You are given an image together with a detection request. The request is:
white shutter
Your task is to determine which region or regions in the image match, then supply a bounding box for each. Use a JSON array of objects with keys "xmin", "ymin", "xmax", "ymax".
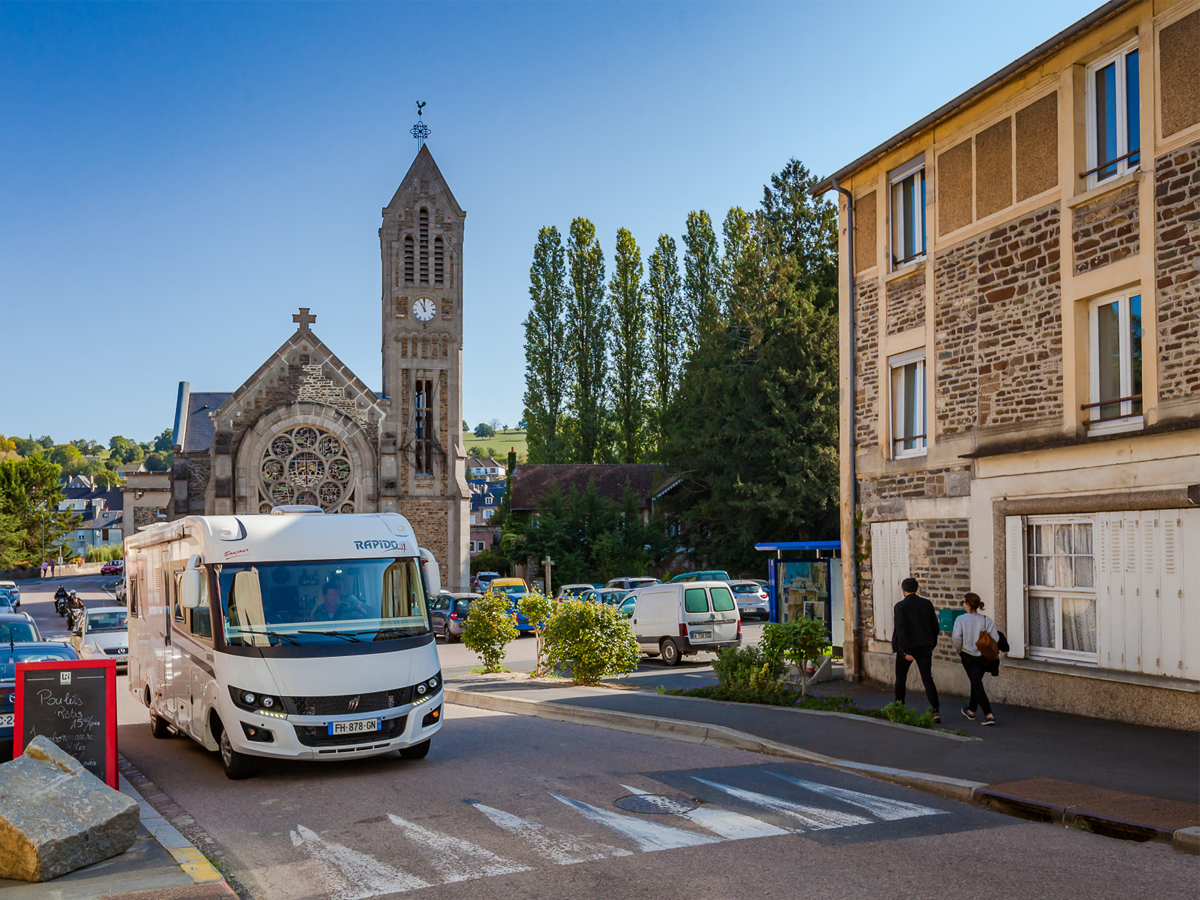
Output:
[
  {"xmin": 1005, "ymin": 516, "xmax": 1026, "ymax": 658},
  {"xmin": 1159, "ymin": 512, "xmax": 1183, "ymax": 678},
  {"xmin": 871, "ymin": 521, "xmax": 908, "ymax": 642},
  {"xmin": 1122, "ymin": 512, "xmax": 1141, "ymax": 672},
  {"xmin": 1179, "ymin": 510, "xmax": 1200, "ymax": 680},
  {"xmin": 1097, "ymin": 513, "xmax": 1121, "ymax": 670},
  {"xmin": 1139, "ymin": 511, "xmax": 1161, "ymax": 675}
]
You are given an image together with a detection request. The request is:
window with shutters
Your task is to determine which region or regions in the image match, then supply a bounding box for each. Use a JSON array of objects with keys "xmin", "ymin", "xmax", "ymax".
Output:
[
  {"xmin": 1026, "ymin": 516, "xmax": 1097, "ymax": 664},
  {"xmin": 419, "ymin": 208, "xmax": 429, "ymax": 285},
  {"xmin": 870, "ymin": 520, "xmax": 910, "ymax": 641},
  {"xmin": 404, "ymin": 236, "xmax": 414, "ymax": 285},
  {"xmin": 434, "ymin": 236, "xmax": 445, "ymax": 286}
]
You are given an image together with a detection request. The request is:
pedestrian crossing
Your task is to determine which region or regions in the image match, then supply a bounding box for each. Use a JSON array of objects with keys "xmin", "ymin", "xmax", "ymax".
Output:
[{"xmin": 286, "ymin": 767, "xmax": 952, "ymax": 898}]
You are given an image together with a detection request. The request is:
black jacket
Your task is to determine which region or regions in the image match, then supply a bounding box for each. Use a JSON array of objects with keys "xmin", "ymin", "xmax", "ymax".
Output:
[{"xmin": 892, "ymin": 593, "xmax": 940, "ymax": 654}]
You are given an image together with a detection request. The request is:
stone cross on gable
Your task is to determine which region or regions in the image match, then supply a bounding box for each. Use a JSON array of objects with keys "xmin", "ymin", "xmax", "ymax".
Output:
[{"xmin": 293, "ymin": 307, "xmax": 316, "ymax": 330}]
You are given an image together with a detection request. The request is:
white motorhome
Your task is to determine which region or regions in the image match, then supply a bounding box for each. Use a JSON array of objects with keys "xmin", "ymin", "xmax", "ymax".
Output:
[
  {"xmin": 124, "ymin": 507, "xmax": 444, "ymax": 779},
  {"xmin": 629, "ymin": 581, "xmax": 742, "ymax": 666}
]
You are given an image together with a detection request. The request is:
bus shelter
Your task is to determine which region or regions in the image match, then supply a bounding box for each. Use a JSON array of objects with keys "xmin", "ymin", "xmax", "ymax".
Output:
[{"xmin": 755, "ymin": 540, "xmax": 843, "ymax": 653}]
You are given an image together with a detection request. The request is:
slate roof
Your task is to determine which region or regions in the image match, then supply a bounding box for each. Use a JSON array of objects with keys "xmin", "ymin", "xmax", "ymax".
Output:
[
  {"xmin": 78, "ymin": 511, "xmax": 123, "ymax": 532},
  {"xmin": 181, "ymin": 392, "xmax": 232, "ymax": 454},
  {"xmin": 509, "ymin": 464, "xmax": 669, "ymax": 512},
  {"xmin": 62, "ymin": 485, "xmax": 124, "ymax": 511}
]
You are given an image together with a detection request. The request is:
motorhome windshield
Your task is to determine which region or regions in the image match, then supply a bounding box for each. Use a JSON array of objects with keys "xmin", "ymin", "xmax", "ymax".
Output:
[{"xmin": 214, "ymin": 558, "xmax": 430, "ymax": 647}]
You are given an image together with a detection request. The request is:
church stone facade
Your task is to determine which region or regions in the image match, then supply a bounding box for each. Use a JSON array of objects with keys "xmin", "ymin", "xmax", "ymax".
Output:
[{"xmin": 169, "ymin": 146, "xmax": 470, "ymax": 589}]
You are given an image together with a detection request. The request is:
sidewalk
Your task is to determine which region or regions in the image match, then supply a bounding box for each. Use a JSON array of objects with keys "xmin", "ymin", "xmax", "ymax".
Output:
[{"xmin": 445, "ymin": 674, "xmax": 1200, "ymax": 849}]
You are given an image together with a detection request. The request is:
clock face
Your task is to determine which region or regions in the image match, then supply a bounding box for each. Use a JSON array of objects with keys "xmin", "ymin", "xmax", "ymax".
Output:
[{"xmin": 413, "ymin": 298, "xmax": 437, "ymax": 322}]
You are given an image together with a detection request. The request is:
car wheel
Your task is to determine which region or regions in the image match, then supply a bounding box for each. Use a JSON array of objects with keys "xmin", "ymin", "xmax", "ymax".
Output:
[
  {"xmin": 399, "ymin": 739, "xmax": 431, "ymax": 760},
  {"xmin": 660, "ymin": 638, "xmax": 681, "ymax": 667},
  {"xmin": 219, "ymin": 727, "xmax": 254, "ymax": 780},
  {"xmin": 149, "ymin": 705, "xmax": 172, "ymax": 739},
  {"xmin": 446, "ymin": 628, "xmax": 458, "ymax": 644}
]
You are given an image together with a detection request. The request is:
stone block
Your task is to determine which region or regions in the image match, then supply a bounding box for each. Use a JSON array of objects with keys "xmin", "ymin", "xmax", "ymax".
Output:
[{"xmin": 0, "ymin": 736, "xmax": 139, "ymax": 882}]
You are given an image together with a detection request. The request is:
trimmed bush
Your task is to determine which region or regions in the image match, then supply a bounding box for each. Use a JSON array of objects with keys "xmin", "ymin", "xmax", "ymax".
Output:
[
  {"xmin": 711, "ymin": 645, "xmax": 789, "ymax": 702},
  {"xmin": 516, "ymin": 592, "xmax": 554, "ymax": 676},
  {"xmin": 462, "ymin": 590, "xmax": 518, "ymax": 673},
  {"xmin": 543, "ymin": 599, "xmax": 639, "ymax": 685},
  {"xmin": 760, "ymin": 617, "xmax": 832, "ymax": 699}
]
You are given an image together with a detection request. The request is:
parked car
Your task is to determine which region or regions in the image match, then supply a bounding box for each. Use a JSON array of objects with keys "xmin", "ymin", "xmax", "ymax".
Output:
[
  {"xmin": 593, "ymin": 588, "xmax": 630, "ymax": 607},
  {"xmin": 429, "ymin": 592, "xmax": 480, "ymax": 642},
  {"xmin": 489, "ymin": 579, "xmax": 534, "ymax": 632},
  {"xmin": 0, "ymin": 591, "xmax": 16, "ymax": 614},
  {"xmin": 70, "ymin": 606, "xmax": 129, "ymax": 672},
  {"xmin": 729, "ymin": 580, "xmax": 770, "ymax": 620},
  {"xmin": 554, "ymin": 583, "xmax": 595, "ymax": 600},
  {"xmin": 0, "ymin": 581, "xmax": 19, "ymax": 607},
  {"xmin": 617, "ymin": 596, "xmax": 636, "ymax": 619},
  {"xmin": 628, "ymin": 581, "xmax": 741, "ymax": 666},
  {"xmin": 115, "ymin": 577, "xmax": 127, "ymax": 604},
  {"xmin": 100, "ymin": 560, "xmax": 124, "ymax": 576},
  {"xmin": 1, "ymin": 642, "xmax": 80, "ymax": 751},
  {"xmin": 605, "ymin": 576, "xmax": 660, "ymax": 591},
  {"xmin": 473, "ymin": 571, "xmax": 501, "ymax": 592},
  {"xmin": 669, "ymin": 570, "xmax": 732, "ymax": 584},
  {"xmin": 0, "ymin": 613, "xmax": 42, "ymax": 643}
]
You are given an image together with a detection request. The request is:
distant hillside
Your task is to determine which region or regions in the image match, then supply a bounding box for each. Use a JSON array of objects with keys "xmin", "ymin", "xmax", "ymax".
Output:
[{"xmin": 463, "ymin": 429, "xmax": 526, "ymax": 461}]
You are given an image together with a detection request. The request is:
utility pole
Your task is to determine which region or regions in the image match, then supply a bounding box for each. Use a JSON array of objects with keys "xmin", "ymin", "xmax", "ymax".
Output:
[{"xmin": 542, "ymin": 557, "xmax": 554, "ymax": 597}]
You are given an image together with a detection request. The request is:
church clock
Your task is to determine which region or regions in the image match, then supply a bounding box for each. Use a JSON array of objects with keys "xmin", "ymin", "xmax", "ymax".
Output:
[{"xmin": 412, "ymin": 298, "xmax": 436, "ymax": 322}]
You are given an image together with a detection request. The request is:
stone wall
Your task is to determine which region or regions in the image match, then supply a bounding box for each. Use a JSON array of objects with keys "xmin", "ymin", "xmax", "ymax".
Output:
[
  {"xmin": 187, "ymin": 458, "xmax": 210, "ymax": 503},
  {"xmin": 1154, "ymin": 141, "xmax": 1200, "ymax": 405},
  {"xmin": 908, "ymin": 518, "xmax": 972, "ymax": 664},
  {"xmin": 403, "ymin": 498, "xmax": 449, "ymax": 577},
  {"xmin": 886, "ymin": 271, "xmax": 925, "ymax": 335},
  {"xmin": 854, "ymin": 278, "xmax": 879, "ymax": 449},
  {"xmin": 934, "ymin": 236, "xmax": 981, "ymax": 437},
  {"xmin": 1072, "ymin": 182, "xmax": 1139, "ymax": 274}
]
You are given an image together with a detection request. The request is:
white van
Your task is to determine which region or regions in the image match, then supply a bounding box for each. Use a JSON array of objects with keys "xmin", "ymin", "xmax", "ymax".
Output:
[
  {"xmin": 630, "ymin": 581, "xmax": 742, "ymax": 666},
  {"xmin": 124, "ymin": 508, "xmax": 444, "ymax": 779}
]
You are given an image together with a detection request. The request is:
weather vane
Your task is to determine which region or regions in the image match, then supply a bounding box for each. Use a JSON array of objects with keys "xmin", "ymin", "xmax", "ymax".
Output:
[{"xmin": 411, "ymin": 101, "xmax": 430, "ymax": 150}]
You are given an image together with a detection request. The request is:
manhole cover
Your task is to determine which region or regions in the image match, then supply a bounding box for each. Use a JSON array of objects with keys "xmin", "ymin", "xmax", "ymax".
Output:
[{"xmin": 614, "ymin": 794, "xmax": 699, "ymax": 815}]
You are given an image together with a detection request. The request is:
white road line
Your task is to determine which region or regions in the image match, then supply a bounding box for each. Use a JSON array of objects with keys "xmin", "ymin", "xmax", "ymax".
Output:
[
  {"xmin": 691, "ymin": 777, "xmax": 872, "ymax": 831},
  {"xmin": 619, "ymin": 785, "xmax": 790, "ymax": 840},
  {"xmin": 467, "ymin": 801, "xmax": 633, "ymax": 864},
  {"xmin": 550, "ymin": 793, "xmax": 723, "ymax": 852},
  {"xmin": 387, "ymin": 813, "xmax": 531, "ymax": 882},
  {"xmin": 765, "ymin": 772, "xmax": 947, "ymax": 821},
  {"xmin": 289, "ymin": 824, "xmax": 431, "ymax": 899}
]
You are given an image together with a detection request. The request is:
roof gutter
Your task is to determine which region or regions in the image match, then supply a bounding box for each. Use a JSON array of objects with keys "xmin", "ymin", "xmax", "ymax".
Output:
[{"xmin": 809, "ymin": 0, "xmax": 1135, "ymax": 196}]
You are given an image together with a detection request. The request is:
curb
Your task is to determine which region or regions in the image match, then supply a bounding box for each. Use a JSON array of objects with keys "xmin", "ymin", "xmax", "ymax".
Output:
[{"xmin": 1174, "ymin": 826, "xmax": 1200, "ymax": 855}]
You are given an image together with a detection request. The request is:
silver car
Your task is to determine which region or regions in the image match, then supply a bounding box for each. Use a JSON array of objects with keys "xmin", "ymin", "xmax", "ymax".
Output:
[
  {"xmin": 729, "ymin": 580, "xmax": 770, "ymax": 621},
  {"xmin": 71, "ymin": 606, "xmax": 129, "ymax": 671}
]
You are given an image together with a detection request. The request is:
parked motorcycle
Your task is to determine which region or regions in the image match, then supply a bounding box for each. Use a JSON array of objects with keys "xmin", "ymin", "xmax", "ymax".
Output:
[{"xmin": 54, "ymin": 585, "xmax": 69, "ymax": 617}]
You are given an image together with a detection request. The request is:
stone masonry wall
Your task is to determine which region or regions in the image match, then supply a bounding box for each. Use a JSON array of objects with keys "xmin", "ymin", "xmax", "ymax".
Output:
[
  {"xmin": 187, "ymin": 458, "xmax": 211, "ymax": 502},
  {"xmin": 404, "ymin": 498, "xmax": 449, "ymax": 577},
  {"xmin": 934, "ymin": 236, "xmax": 981, "ymax": 437},
  {"xmin": 854, "ymin": 277, "xmax": 879, "ymax": 449},
  {"xmin": 1155, "ymin": 140, "xmax": 1200, "ymax": 404},
  {"xmin": 909, "ymin": 518, "xmax": 972, "ymax": 664},
  {"xmin": 1073, "ymin": 182, "xmax": 1139, "ymax": 274},
  {"xmin": 976, "ymin": 203, "xmax": 1063, "ymax": 428},
  {"xmin": 886, "ymin": 271, "xmax": 926, "ymax": 335}
]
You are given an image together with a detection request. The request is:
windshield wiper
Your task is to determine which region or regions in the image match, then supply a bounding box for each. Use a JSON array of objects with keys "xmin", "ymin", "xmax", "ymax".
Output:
[
  {"xmin": 296, "ymin": 630, "xmax": 366, "ymax": 643},
  {"xmin": 230, "ymin": 628, "xmax": 301, "ymax": 646}
]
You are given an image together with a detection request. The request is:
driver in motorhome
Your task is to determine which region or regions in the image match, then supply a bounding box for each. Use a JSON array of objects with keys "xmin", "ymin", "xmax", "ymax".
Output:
[{"xmin": 310, "ymin": 575, "xmax": 366, "ymax": 622}]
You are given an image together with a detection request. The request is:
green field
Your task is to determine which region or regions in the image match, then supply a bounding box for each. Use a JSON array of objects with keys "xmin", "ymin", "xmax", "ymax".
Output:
[{"xmin": 463, "ymin": 429, "xmax": 527, "ymax": 461}]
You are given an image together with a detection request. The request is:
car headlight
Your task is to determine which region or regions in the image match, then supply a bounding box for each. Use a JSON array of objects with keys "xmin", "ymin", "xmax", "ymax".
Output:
[
  {"xmin": 229, "ymin": 686, "xmax": 287, "ymax": 718},
  {"xmin": 412, "ymin": 672, "xmax": 442, "ymax": 705}
]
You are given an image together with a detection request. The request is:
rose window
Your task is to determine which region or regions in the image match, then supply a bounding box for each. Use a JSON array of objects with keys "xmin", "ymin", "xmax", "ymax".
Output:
[{"xmin": 259, "ymin": 424, "xmax": 356, "ymax": 512}]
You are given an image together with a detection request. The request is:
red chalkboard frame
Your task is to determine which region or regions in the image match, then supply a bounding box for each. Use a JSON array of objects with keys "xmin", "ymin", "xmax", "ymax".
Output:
[{"xmin": 13, "ymin": 658, "xmax": 118, "ymax": 789}]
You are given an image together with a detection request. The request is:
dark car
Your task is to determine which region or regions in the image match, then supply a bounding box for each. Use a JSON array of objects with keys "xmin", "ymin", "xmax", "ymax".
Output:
[
  {"xmin": 0, "ymin": 614, "xmax": 43, "ymax": 643},
  {"xmin": 1, "ymin": 642, "xmax": 81, "ymax": 749},
  {"xmin": 430, "ymin": 592, "xmax": 480, "ymax": 642}
]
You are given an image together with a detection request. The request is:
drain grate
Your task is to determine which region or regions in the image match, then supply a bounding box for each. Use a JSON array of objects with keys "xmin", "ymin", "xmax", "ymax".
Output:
[{"xmin": 614, "ymin": 794, "xmax": 699, "ymax": 815}]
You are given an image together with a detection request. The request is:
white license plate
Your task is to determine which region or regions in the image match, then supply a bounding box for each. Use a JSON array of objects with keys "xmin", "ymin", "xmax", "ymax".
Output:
[
  {"xmin": 690, "ymin": 631, "xmax": 712, "ymax": 640},
  {"xmin": 328, "ymin": 718, "xmax": 382, "ymax": 736},
  {"xmin": 0, "ymin": 713, "xmax": 13, "ymax": 727}
]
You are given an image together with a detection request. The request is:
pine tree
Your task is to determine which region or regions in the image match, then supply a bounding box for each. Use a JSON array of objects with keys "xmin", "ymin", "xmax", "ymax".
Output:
[
  {"xmin": 523, "ymin": 226, "xmax": 569, "ymax": 463},
  {"xmin": 682, "ymin": 210, "xmax": 722, "ymax": 350},
  {"xmin": 646, "ymin": 234, "xmax": 681, "ymax": 456},
  {"xmin": 566, "ymin": 217, "xmax": 609, "ymax": 463},
  {"xmin": 608, "ymin": 228, "xmax": 647, "ymax": 463},
  {"xmin": 758, "ymin": 159, "xmax": 838, "ymax": 312},
  {"xmin": 722, "ymin": 206, "xmax": 764, "ymax": 317}
]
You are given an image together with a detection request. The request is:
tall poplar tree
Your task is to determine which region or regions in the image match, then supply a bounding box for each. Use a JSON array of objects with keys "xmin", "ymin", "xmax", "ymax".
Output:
[
  {"xmin": 647, "ymin": 234, "xmax": 681, "ymax": 455},
  {"xmin": 722, "ymin": 206, "xmax": 764, "ymax": 316},
  {"xmin": 566, "ymin": 217, "xmax": 609, "ymax": 463},
  {"xmin": 682, "ymin": 210, "xmax": 722, "ymax": 350},
  {"xmin": 758, "ymin": 159, "xmax": 838, "ymax": 312},
  {"xmin": 608, "ymin": 228, "xmax": 647, "ymax": 464},
  {"xmin": 523, "ymin": 226, "xmax": 569, "ymax": 463}
]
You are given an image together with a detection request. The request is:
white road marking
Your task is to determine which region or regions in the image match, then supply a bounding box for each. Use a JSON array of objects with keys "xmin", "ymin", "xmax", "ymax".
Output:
[
  {"xmin": 550, "ymin": 793, "xmax": 723, "ymax": 852},
  {"xmin": 766, "ymin": 772, "xmax": 947, "ymax": 821},
  {"xmin": 619, "ymin": 785, "xmax": 790, "ymax": 840},
  {"xmin": 386, "ymin": 813, "xmax": 531, "ymax": 881},
  {"xmin": 467, "ymin": 801, "xmax": 633, "ymax": 864},
  {"xmin": 290, "ymin": 824, "xmax": 431, "ymax": 899},
  {"xmin": 691, "ymin": 777, "xmax": 872, "ymax": 831}
]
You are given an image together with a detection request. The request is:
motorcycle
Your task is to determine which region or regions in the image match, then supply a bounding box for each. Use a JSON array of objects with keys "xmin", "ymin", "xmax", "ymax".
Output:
[
  {"xmin": 54, "ymin": 585, "xmax": 69, "ymax": 617},
  {"xmin": 65, "ymin": 592, "xmax": 85, "ymax": 630}
]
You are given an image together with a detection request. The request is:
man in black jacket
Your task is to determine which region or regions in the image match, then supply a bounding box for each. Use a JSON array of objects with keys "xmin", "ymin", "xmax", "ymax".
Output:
[{"xmin": 892, "ymin": 577, "xmax": 941, "ymax": 722}]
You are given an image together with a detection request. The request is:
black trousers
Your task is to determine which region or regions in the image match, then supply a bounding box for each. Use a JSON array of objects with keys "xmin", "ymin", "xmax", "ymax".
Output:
[
  {"xmin": 895, "ymin": 649, "xmax": 939, "ymax": 710},
  {"xmin": 960, "ymin": 652, "xmax": 993, "ymax": 716}
]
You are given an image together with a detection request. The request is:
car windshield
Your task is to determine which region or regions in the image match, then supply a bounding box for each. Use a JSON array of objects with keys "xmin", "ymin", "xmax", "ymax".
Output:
[
  {"xmin": 496, "ymin": 585, "xmax": 526, "ymax": 597},
  {"xmin": 87, "ymin": 612, "xmax": 127, "ymax": 632},
  {"xmin": 0, "ymin": 622, "xmax": 36, "ymax": 642},
  {"xmin": 597, "ymin": 590, "xmax": 628, "ymax": 605},
  {"xmin": 216, "ymin": 557, "xmax": 430, "ymax": 646},
  {"xmin": 731, "ymin": 584, "xmax": 760, "ymax": 594},
  {"xmin": 0, "ymin": 647, "xmax": 75, "ymax": 680}
]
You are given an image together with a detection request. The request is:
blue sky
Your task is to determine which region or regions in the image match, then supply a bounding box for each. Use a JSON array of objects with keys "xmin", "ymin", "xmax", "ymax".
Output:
[{"xmin": 0, "ymin": 0, "xmax": 1099, "ymax": 445}]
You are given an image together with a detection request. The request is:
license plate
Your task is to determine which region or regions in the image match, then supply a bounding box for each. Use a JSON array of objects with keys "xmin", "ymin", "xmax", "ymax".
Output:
[
  {"xmin": 0, "ymin": 713, "xmax": 12, "ymax": 727},
  {"xmin": 328, "ymin": 718, "xmax": 382, "ymax": 736},
  {"xmin": 690, "ymin": 630, "xmax": 712, "ymax": 640}
]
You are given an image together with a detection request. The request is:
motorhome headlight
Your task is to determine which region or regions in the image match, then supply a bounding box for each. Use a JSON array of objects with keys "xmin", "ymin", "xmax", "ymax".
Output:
[
  {"xmin": 243, "ymin": 692, "xmax": 256, "ymax": 705},
  {"xmin": 411, "ymin": 671, "xmax": 442, "ymax": 705},
  {"xmin": 416, "ymin": 683, "xmax": 427, "ymax": 696},
  {"xmin": 427, "ymin": 676, "xmax": 439, "ymax": 690},
  {"xmin": 261, "ymin": 696, "xmax": 274, "ymax": 708},
  {"xmin": 229, "ymin": 686, "xmax": 287, "ymax": 718}
]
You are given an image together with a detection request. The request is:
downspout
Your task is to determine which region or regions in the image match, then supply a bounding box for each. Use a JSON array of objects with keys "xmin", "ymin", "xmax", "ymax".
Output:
[{"xmin": 828, "ymin": 178, "xmax": 860, "ymax": 680}]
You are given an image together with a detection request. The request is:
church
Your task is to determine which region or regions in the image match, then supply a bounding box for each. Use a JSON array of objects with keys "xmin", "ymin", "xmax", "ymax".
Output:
[{"xmin": 168, "ymin": 145, "xmax": 470, "ymax": 589}]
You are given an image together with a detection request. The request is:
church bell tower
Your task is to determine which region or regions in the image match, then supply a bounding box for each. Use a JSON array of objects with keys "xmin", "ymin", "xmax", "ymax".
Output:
[{"xmin": 379, "ymin": 144, "xmax": 469, "ymax": 590}]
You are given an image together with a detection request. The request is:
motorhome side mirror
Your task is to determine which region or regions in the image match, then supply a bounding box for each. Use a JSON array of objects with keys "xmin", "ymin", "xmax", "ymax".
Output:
[
  {"xmin": 180, "ymin": 570, "xmax": 203, "ymax": 609},
  {"xmin": 419, "ymin": 548, "xmax": 441, "ymax": 598}
]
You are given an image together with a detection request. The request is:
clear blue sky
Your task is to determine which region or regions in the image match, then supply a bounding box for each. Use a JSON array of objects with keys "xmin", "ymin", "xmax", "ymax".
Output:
[{"xmin": 0, "ymin": 0, "xmax": 1099, "ymax": 445}]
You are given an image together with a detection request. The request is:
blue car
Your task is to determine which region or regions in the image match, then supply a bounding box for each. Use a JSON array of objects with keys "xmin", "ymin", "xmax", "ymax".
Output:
[
  {"xmin": 1, "ymin": 642, "xmax": 81, "ymax": 748},
  {"xmin": 490, "ymin": 583, "xmax": 537, "ymax": 633}
]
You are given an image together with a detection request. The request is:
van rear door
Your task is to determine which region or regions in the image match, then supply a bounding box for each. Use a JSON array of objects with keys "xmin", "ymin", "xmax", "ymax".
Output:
[
  {"xmin": 707, "ymin": 584, "xmax": 740, "ymax": 642},
  {"xmin": 682, "ymin": 587, "xmax": 715, "ymax": 645}
]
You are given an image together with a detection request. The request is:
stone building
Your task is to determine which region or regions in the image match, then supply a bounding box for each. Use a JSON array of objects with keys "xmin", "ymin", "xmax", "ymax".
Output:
[
  {"xmin": 813, "ymin": 0, "xmax": 1200, "ymax": 727},
  {"xmin": 169, "ymin": 146, "xmax": 470, "ymax": 589}
]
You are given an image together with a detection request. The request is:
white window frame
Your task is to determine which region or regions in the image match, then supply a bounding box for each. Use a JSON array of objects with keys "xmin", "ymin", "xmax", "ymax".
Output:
[
  {"xmin": 1025, "ymin": 515, "xmax": 1099, "ymax": 666},
  {"xmin": 888, "ymin": 348, "xmax": 927, "ymax": 459},
  {"xmin": 889, "ymin": 156, "xmax": 926, "ymax": 270},
  {"xmin": 1087, "ymin": 290, "xmax": 1143, "ymax": 435},
  {"xmin": 1085, "ymin": 39, "xmax": 1140, "ymax": 189}
]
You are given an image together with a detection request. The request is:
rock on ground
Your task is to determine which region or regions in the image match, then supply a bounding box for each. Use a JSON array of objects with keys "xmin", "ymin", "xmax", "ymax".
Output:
[{"xmin": 0, "ymin": 735, "xmax": 139, "ymax": 882}]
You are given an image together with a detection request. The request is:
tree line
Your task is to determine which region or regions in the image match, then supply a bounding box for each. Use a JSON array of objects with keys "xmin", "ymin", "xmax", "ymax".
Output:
[{"xmin": 521, "ymin": 159, "xmax": 840, "ymax": 571}]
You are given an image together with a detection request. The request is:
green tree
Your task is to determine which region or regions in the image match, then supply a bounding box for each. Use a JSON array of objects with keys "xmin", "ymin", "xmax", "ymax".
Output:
[
  {"xmin": 757, "ymin": 159, "xmax": 838, "ymax": 313},
  {"xmin": 722, "ymin": 206, "xmax": 763, "ymax": 314},
  {"xmin": 91, "ymin": 469, "xmax": 123, "ymax": 490},
  {"xmin": 0, "ymin": 513, "xmax": 29, "ymax": 568},
  {"xmin": 566, "ymin": 217, "xmax": 609, "ymax": 463},
  {"xmin": 523, "ymin": 226, "xmax": 570, "ymax": 464},
  {"xmin": 144, "ymin": 452, "xmax": 171, "ymax": 472},
  {"xmin": 462, "ymin": 590, "xmax": 519, "ymax": 672},
  {"xmin": 682, "ymin": 210, "xmax": 722, "ymax": 348},
  {"xmin": 516, "ymin": 592, "xmax": 555, "ymax": 676},
  {"xmin": 0, "ymin": 455, "xmax": 78, "ymax": 561},
  {"xmin": 474, "ymin": 423, "xmax": 495, "ymax": 438},
  {"xmin": 153, "ymin": 428, "xmax": 174, "ymax": 453},
  {"xmin": 543, "ymin": 599, "xmax": 640, "ymax": 685},
  {"xmin": 48, "ymin": 444, "xmax": 84, "ymax": 469},
  {"xmin": 646, "ymin": 234, "xmax": 682, "ymax": 456},
  {"xmin": 761, "ymin": 618, "xmax": 832, "ymax": 700},
  {"xmin": 108, "ymin": 436, "xmax": 145, "ymax": 464},
  {"xmin": 607, "ymin": 228, "xmax": 647, "ymax": 464}
]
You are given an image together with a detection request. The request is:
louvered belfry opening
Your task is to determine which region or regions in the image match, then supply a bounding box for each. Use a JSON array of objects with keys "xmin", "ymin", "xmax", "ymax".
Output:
[
  {"xmin": 434, "ymin": 236, "xmax": 444, "ymax": 287},
  {"xmin": 414, "ymin": 378, "xmax": 434, "ymax": 475},
  {"xmin": 419, "ymin": 208, "xmax": 429, "ymax": 285},
  {"xmin": 404, "ymin": 235, "xmax": 414, "ymax": 285}
]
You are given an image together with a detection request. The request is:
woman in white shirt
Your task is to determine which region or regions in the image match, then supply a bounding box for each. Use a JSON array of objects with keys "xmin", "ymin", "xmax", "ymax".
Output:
[{"xmin": 951, "ymin": 592, "xmax": 1000, "ymax": 725}]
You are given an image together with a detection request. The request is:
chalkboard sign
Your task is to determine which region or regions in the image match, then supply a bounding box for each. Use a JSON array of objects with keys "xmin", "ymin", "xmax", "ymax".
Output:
[{"xmin": 14, "ymin": 659, "xmax": 118, "ymax": 789}]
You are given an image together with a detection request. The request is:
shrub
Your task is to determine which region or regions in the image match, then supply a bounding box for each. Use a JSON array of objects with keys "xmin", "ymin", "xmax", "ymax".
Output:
[
  {"xmin": 543, "ymin": 599, "xmax": 639, "ymax": 685},
  {"xmin": 880, "ymin": 700, "xmax": 935, "ymax": 728},
  {"xmin": 517, "ymin": 592, "xmax": 555, "ymax": 676},
  {"xmin": 462, "ymin": 590, "xmax": 518, "ymax": 673},
  {"xmin": 85, "ymin": 544, "xmax": 124, "ymax": 563},
  {"xmin": 760, "ymin": 618, "xmax": 832, "ymax": 699},
  {"xmin": 711, "ymin": 645, "xmax": 789, "ymax": 701}
]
